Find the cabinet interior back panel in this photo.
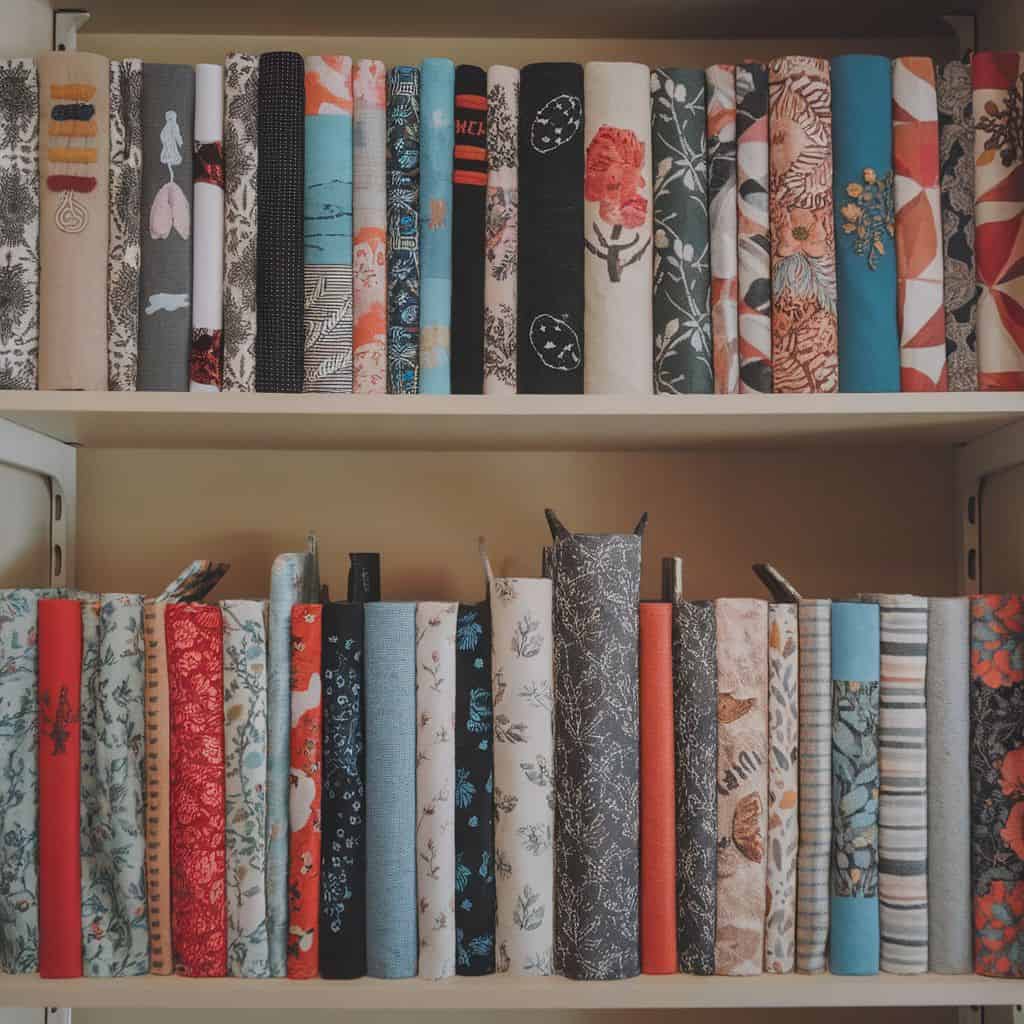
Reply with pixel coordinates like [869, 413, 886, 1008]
[76, 447, 955, 602]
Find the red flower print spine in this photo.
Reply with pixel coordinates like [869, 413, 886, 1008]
[288, 604, 323, 979]
[166, 602, 227, 978]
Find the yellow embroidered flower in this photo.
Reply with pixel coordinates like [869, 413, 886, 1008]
[840, 202, 862, 223]
[846, 182, 863, 198]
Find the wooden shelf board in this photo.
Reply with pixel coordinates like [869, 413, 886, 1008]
[1, 393, 1023, 452]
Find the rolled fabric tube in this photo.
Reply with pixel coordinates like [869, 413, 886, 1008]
[303, 56, 354, 394]
[651, 68, 711, 394]
[38, 51, 109, 391]
[926, 597, 972, 974]
[138, 63, 193, 392]
[583, 62, 654, 395]
[386, 65, 420, 394]
[517, 63, 584, 393]
[795, 599, 831, 974]
[347, 552, 381, 602]
[107, 59, 143, 391]
[714, 598, 768, 977]
[364, 603, 418, 979]
[767, 57, 838, 393]
[79, 596, 102, 964]
[352, 59, 388, 394]
[672, 599, 717, 975]
[257, 52, 305, 393]
[936, 57, 978, 392]
[831, 55, 899, 393]
[0, 60, 39, 390]
[483, 64, 519, 394]
[489, 576, 555, 976]
[973, 52, 1024, 390]
[970, 594, 1024, 977]
[418, 58, 455, 395]
[829, 600, 880, 976]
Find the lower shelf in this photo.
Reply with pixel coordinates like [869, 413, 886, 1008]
[3, 973, 1023, 1008]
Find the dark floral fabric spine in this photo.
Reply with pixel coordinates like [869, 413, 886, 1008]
[455, 602, 495, 975]
[319, 602, 366, 979]
[346, 553, 381, 603]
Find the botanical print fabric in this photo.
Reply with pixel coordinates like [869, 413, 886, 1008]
[894, 57, 946, 391]
[386, 65, 420, 394]
[736, 63, 772, 393]
[80, 594, 149, 977]
[221, 599, 270, 978]
[714, 598, 768, 977]
[970, 594, 1024, 977]
[672, 600, 717, 975]
[489, 576, 554, 976]
[352, 60, 388, 393]
[651, 68, 712, 394]
[937, 58, 978, 392]
[0, 60, 39, 390]
[583, 62, 654, 395]
[484, 64, 519, 394]
[165, 602, 227, 977]
[548, 509, 643, 980]
[415, 601, 458, 980]
[155, 558, 230, 604]
[767, 57, 838, 393]
[222, 53, 259, 392]
[706, 64, 739, 394]
[107, 59, 143, 391]
[973, 52, 1024, 390]
[303, 56, 354, 394]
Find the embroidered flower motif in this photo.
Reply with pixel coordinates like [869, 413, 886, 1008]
[839, 167, 895, 270]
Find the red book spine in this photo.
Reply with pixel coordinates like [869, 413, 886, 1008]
[38, 598, 83, 979]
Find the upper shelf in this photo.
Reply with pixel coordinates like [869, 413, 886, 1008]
[0, 392, 1022, 452]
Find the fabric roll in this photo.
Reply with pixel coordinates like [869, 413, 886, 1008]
[418, 58, 455, 395]
[319, 602, 366, 979]
[155, 558, 230, 605]
[489, 576, 554, 976]
[38, 598, 83, 978]
[583, 62, 653, 395]
[672, 600, 717, 975]
[483, 65, 518, 394]
[222, 53, 259, 392]
[925, 597, 972, 974]
[765, 603, 798, 973]
[189, 64, 224, 392]
[288, 604, 322, 980]
[107, 59, 143, 391]
[137, 63, 193, 391]
[450, 65, 488, 394]
[79, 596, 102, 964]
[830, 601, 880, 976]
[640, 603, 676, 974]
[937, 58, 978, 391]
[80, 594, 149, 976]
[0, 60, 39, 390]
[347, 552, 381, 602]
[651, 68, 711, 394]
[37, 52, 109, 390]
[795, 598, 831, 974]
[974, 52, 1024, 390]
[768, 57, 838, 393]
[142, 600, 172, 975]
[352, 59, 388, 393]
[736, 63, 772, 393]
[706, 64, 739, 393]
[548, 510, 643, 980]
[303, 56, 354, 394]
[970, 595, 1024, 977]
[713, 598, 768, 977]
[221, 599, 270, 978]
[166, 603, 226, 977]
[517, 63, 585, 393]
[415, 601, 458, 980]
[386, 65, 420, 394]
[893, 58, 946, 391]
[257, 52, 305, 393]
[364, 602, 418, 979]
[831, 55, 899, 393]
